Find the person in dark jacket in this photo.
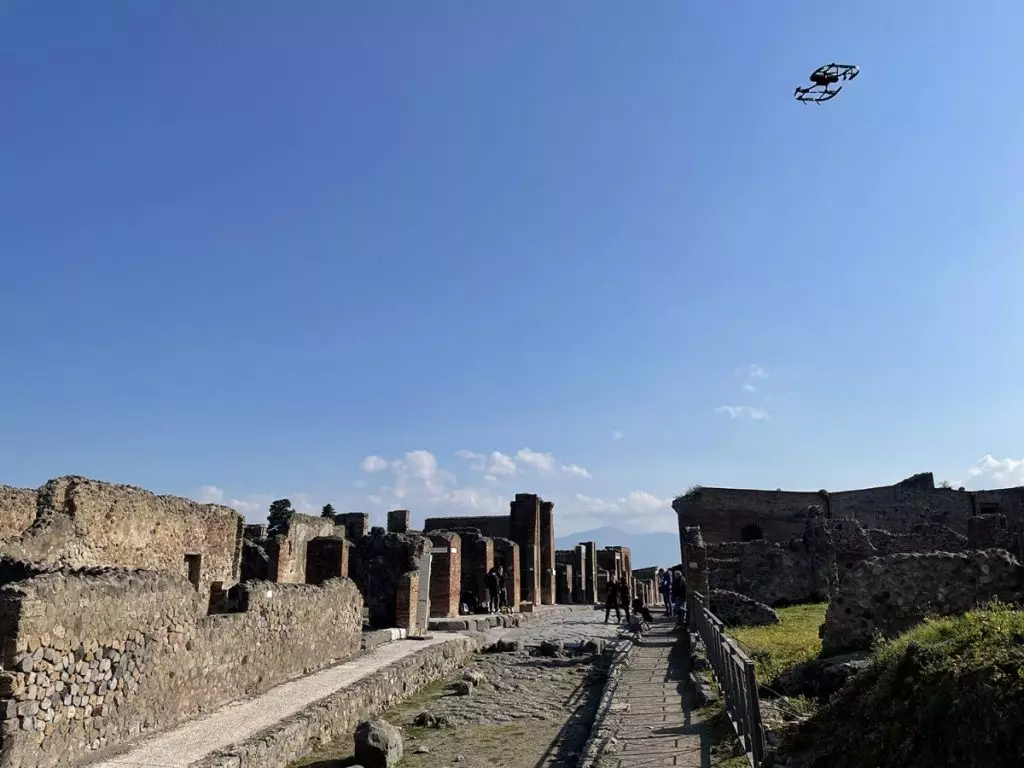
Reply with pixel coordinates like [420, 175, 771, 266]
[603, 575, 622, 624]
[495, 565, 508, 613]
[486, 566, 501, 613]
[617, 576, 633, 622]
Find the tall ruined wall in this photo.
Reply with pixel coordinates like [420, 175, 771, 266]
[821, 549, 1024, 655]
[348, 530, 430, 629]
[674, 488, 822, 544]
[0, 477, 242, 592]
[675, 474, 980, 546]
[422, 516, 511, 539]
[829, 482, 973, 535]
[968, 513, 1024, 559]
[973, 487, 1024, 525]
[256, 512, 344, 584]
[0, 487, 37, 541]
[0, 567, 361, 768]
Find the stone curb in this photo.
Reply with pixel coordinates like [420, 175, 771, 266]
[429, 603, 594, 633]
[575, 636, 636, 768]
[190, 636, 479, 768]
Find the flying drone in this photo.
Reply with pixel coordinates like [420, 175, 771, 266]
[794, 63, 859, 104]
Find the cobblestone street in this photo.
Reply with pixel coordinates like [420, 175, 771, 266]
[485, 607, 631, 647]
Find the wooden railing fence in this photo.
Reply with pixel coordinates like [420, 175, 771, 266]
[689, 591, 766, 768]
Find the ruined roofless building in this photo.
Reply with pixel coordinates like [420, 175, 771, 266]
[423, 492, 555, 605]
[671, 472, 1024, 553]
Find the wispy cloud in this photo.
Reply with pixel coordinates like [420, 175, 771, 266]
[742, 382, 757, 393]
[197, 485, 224, 504]
[562, 464, 591, 478]
[747, 364, 769, 379]
[563, 491, 675, 534]
[360, 455, 389, 473]
[965, 454, 1024, 486]
[612, 430, 624, 441]
[715, 405, 769, 420]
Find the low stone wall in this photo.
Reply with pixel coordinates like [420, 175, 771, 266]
[821, 549, 1024, 655]
[0, 566, 362, 768]
[709, 589, 779, 627]
[191, 636, 478, 768]
[0, 487, 36, 541]
[968, 513, 1023, 559]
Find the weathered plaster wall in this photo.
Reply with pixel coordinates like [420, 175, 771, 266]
[0, 488, 37, 541]
[821, 549, 1024, 655]
[0, 477, 242, 595]
[0, 566, 361, 768]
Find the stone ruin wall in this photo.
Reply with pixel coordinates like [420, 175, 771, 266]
[0, 564, 361, 768]
[347, 530, 430, 630]
[675, 472, 988, 546]
[968, 513, 1024, 559]
[243, 512, 346, 585]
[821, 549, 1024, 655]
[0, 487, 37, 541]
[0, 477, 242, 601]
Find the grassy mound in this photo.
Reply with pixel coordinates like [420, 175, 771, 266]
[730, 603, 827, 682]
[777, 603, 1024, 768]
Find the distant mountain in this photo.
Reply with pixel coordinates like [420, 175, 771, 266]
[554, 526, 681, 570]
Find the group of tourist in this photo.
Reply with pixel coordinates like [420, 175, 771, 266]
[659, 566, 687, 619]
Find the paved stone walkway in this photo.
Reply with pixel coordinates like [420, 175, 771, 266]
[602, 621, 710, 767]
[89, 634, 459, 768]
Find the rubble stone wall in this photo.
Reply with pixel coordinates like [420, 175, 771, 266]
[0, 567, 362, 768]
[968, 513, 1024, 559]
[0, 477, 242, 595]
[426, 532, 461, 619]
[821, 549, 1024, 655]
[348, 530, 430, 629]
[0, 487, 37, 541]
[866, 523, 968, 556]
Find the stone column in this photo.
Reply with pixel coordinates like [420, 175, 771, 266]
[539, 500, 556, 605]
[581, 541, 598, 603]
[509, 494, 542, 604]
[387, 509, 410, 534]
[682, 525, 708, 597]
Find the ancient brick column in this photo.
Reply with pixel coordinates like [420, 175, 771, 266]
[457, 531, 494, 610]
[493, 537, 520, 611]
[682, 525, 708, 597]
[387, 509, 410, 534]
[427, 532, 461, 618]
[539, 500, 556, 605]
[580, 541, 598, 603]
[395, 570, 419, 633]
[509, 494, 542, 604]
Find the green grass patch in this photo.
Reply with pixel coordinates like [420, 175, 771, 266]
[728, 603, 827, 682]
[778, 602, 1024, 768]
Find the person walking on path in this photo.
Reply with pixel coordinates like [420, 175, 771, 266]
[659, 569, 673, 614]
[671, 567, 685, 617]
[485, 566, 501, 613]
[618, 576, 633, 623]
[603, 575, 622, 624]
[495, 565, 508, 613]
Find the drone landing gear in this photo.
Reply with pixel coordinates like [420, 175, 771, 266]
[794, 84, 842, 104]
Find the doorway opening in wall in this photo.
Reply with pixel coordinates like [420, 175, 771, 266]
[740, 524, 764, 542]
[185, 553, 202, 590]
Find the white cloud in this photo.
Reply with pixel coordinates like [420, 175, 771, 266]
[455, 450, 484, 462]
[197, 485, 224, 504]
[562, 464, 592, 478]
[715, 405, 769, 420]
[965, 454, 1024, 486]
[515, 448, 556, 473]
[483, 474, 499, 484]
[612, 430, 624, 441]
[366, 494, 384, 506]
[742, 382, 757, 393]
[361, 455, 389, 473]
[485, 451, 518, 476]
[747, 364, 769, 379]
[387, 450, 455, 499]
[560, 490, 675, 535]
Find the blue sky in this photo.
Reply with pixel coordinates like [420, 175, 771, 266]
[3, 1, 1024, 537]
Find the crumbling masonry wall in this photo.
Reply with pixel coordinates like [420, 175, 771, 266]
[348, 530, 430, 630]
[0, 487, 37, 541]
[0, 477, 242, 597]
[821, 549, 1024, 655]
[968, 513, 1024, 560]
[539, 501, 555, 605]
[0, 566, 361, 768]
[244, 512, 346, 585]
[509, 495, 542, 604]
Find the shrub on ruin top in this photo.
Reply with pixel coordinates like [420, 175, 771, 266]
[674, 485, 703, 505]
[776, 601, 1024, 768]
